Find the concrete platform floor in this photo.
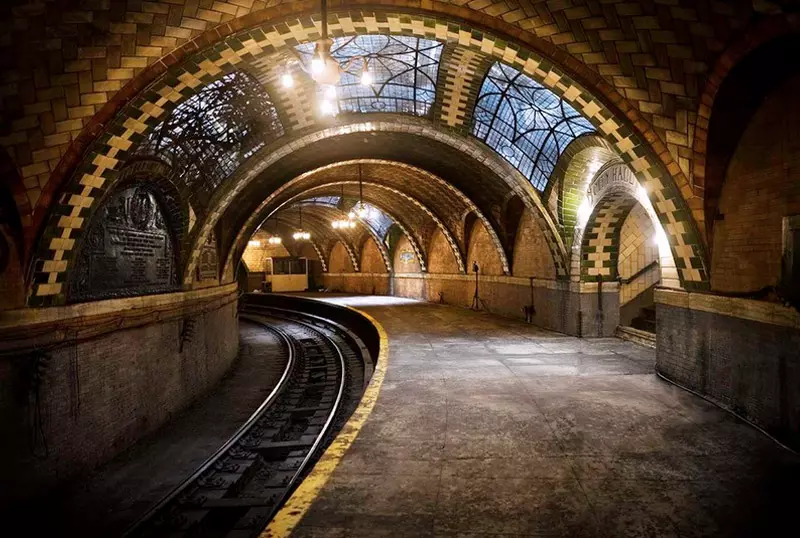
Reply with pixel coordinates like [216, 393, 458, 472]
[291, 295, 800, 538]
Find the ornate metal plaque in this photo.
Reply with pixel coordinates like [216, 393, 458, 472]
[69, 186, 177, 302]
[197, 231, 218, 281]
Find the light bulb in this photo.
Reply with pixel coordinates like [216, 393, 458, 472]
[347, 211, 356, 220]
[320, 99, 335, 116]
[311, 57, 324, 75]
[360, 70, 373, 86]
[248, 240, 261, 247]
[303, 232, 310, 240]
[323, 84, 337, 100]
[332, 220, 339, 229]
[349, 220, 356, 228]
[275, 236, 281, 244]
[281, 72, 294, 88]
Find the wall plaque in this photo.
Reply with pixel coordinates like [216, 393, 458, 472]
[69, 186, 177, 301]
[197, 231, 218, 281]
[399, 250, 415, 263]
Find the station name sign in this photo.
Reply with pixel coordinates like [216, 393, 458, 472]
[586, 165, 637, 206]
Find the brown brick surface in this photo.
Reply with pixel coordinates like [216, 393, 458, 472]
[0, 0, 756, 229]
[710, 73, 800, 293]
[0, 299, 239, 505]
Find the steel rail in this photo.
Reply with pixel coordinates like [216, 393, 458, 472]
[252, 310, 348, 514]
[122, 322, 295, 538]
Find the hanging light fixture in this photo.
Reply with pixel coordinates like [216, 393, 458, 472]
[277, 0, 373, 117]
[332, 183, 357, 229]
[267, 217, 282, 245]
[293, 204, 311, 241]
[353, 163, 368, 218]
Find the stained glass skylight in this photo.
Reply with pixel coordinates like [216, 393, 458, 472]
[137, 71, 284, 207]
[296, 35, 443, 116]
[302, 196, 341, 207]
[357, 203, 395, 241]
[473, 62, 595, 191]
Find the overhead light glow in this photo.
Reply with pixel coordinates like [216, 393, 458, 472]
[354, 202, 368, 218]
[577, 199, 592, 226]
[637, 184, 648, 201]
[247, 240, 261, 247]
[281, 73, 294, 88]
[320, 99, 336, 116]
[323, 84, 337, 100]
[655, 227, 669, 249]
[268, 235, 282, 245]
[311, 56, 324, 75]
[360, 70, 373, 86]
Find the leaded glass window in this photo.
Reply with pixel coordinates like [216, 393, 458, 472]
[296, 35, 443, 116]
[473, 62, 595, 191]
[303, 196, 341, 207]
[358, 203, 394, 241]
[136, 71, 284, 207]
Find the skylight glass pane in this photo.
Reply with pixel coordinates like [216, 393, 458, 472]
[297, 35, 443, 116]
[472, 62, 595, 191]
[136, 71, 284, 207]
[359, 203, 394, 239]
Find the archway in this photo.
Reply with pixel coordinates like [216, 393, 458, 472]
[573, 164, 678, 334]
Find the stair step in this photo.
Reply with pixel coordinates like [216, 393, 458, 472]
[615, 325, 656, 349]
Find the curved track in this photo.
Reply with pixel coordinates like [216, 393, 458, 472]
[124, 307, 367, 538]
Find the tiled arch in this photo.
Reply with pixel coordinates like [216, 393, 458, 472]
[579, 191, 638, 282]
[29, 10, 710, 305]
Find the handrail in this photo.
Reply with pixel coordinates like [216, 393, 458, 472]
[618, 260, 659, 285]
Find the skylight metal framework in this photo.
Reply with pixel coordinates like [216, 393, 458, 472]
[296, 35, 443, 116]
[473, 62, 595, 191]
[358, 203, 395, 241]
[136, 71, 284, 207]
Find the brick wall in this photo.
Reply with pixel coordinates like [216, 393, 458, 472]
[467, 219, 504, 276]
[324, 272, 618, 337]
[618, 203, 659, 305]
[0, 298, 239, 505]
[393, 235, 421, 273]
[512, 208, 557, 279]
[711, 73, 800, 292]
[360, 238, 387, 274]
[0, 227, 25, 310]
[240, 230, 290, 273]
[329, 241, 354, 273]
[428, 228, 460, 274]
[656, 289, 800, 449]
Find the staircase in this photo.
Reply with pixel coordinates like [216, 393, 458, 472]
[631, 306, 656, 333]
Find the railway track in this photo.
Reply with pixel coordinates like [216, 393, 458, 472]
[124, 306, 367, 538]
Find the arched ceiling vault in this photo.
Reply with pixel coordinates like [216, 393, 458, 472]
[207, 125, 556, 287]
[224, 158, 517, 278]
[267, 199, 392, 275]
[24, 7, 720, 305]
[249, 181, 466, 277]
[272, 205, 363, 272]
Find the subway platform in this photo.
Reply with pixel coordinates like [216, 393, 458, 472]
[271, 294, 799, 538]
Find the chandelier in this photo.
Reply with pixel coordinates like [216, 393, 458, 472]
[292, 204, 311, 241]
[279, 0, 372, 116]
[352, 163, 368, 218]
[267, 218, 282, 245]
[332, 183, 357, 229]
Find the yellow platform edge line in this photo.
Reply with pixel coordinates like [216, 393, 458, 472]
[259, 307, 390, 538]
